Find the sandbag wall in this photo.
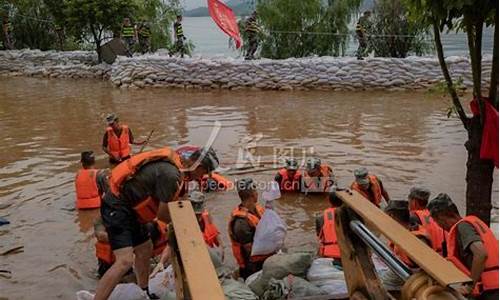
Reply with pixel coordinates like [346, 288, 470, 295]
[0, 50, 493, 91]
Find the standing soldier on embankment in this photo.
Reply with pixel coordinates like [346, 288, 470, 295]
[170, 15, 186, 58]
[244, 11, 260, 60]
[120, 17, 137, 55]
[137, 20, 151, 54]
[355, 10, 371, 60]
[1, 15, 14, 50]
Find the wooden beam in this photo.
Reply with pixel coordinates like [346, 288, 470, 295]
[335, 206, 389, 300]
[336, 190, 471, 287]
[168, 201, 225, 300]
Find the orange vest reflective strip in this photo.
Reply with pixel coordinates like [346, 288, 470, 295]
[228, 204, 265, 268]
[107, 125, 131, 159]
[153, 220, 169, 257]
[201, 211, 220, 247]
[278, 168, 301, 192]
[351, 175, 382, 207]
[447, 216, 499, 295]
[389, 226, 429, 268]
[303, 165, 334, 192]
[75, 169, 101, 209]
[318, 207, 341, 259]
[413, 209, 446, 255]
[95, 241, 115, 264]
[109, 147, 183, 223]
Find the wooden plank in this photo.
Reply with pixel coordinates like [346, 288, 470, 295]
[168, 201, 225, 300]
[335, 206, 389, 300]
[336, 190, 471, 287]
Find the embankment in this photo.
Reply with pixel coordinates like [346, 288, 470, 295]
[0, 50, 492, 91]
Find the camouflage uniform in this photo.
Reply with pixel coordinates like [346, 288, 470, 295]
[244, 15, 259, 60]
[355, 14, 371, 60]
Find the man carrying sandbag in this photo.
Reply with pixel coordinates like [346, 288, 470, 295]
[229, 178, 272, 279]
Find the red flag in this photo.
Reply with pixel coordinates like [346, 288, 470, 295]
[208, 0, 242, 49]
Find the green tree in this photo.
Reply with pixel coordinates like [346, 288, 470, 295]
[369, 0, 430, 57]
[255, 0, 362, 59]
[134, 0, 180, 51]
[60, 0, 137, 62]
[3, 0, 59, 50]
[405, 0, 498, 224]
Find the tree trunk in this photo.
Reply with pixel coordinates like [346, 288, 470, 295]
[490, 8, 498, 107]
[465, 116, 495, 225]
[90, 25, 102, 63]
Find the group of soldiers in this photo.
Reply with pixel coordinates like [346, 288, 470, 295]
[119, 15, 186, 57]
[74, 114, 498, 300]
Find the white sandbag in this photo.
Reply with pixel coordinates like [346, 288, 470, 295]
[76, 284, 149, 300]
[306, 258, 344, 283]
[149, 266, 175, 298]
[316, 279, 348, 295]
[244, 270, 262, 286]
[251, 209, 287, 256]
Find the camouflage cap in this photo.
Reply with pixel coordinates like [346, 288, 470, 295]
[188, 191, 206, 214]
[105, 113, 118, 125]
[80, 150, 95, 162]
[285, 158, 299, 171]
[354, 167, 369, 185]
[427, 193, 458, 216]
[306, 157, 321, 171]
[236, 178, 256, 192]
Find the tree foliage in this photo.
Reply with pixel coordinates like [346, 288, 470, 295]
[369, 0, 430, 57]
[405, 0, 498, 224]
[255, 0, 362, 59]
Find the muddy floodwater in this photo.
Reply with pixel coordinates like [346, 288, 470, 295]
[0, 77, 497, 299]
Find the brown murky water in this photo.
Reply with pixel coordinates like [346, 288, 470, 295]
[0, 77, 497, 299]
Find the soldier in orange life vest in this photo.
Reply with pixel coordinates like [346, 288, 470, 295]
[302, 157, 335, 194]
[315, 189, 343, 267]
[101, 113, 145, 165]
[94, 147, 219, 300]
[75, 151, 108, 209]
[94, 217, 168, 278]
[228, 178, 269, 279]
[189, 191, 224, 258]
[274, 158, 302, 192]
[350, 167, 390, 208]
[382, 200, 432, 290]
[428, 194, 499, 299]
[407, 187, 447, 256]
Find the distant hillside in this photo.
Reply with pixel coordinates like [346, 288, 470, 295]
[185, 0, 374, 17]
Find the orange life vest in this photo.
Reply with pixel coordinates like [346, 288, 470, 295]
[201, 211, 220, 247]
[201, 172, 233, 191]
[303, 165, 334, 193]
[351, 175, 383, 207]
[412, 209, 447, 255]
[75, 169, 101, 209]
[95, 241, 115, 265]
[106, 125, 131, 160]
[152, 220, 169, 257]
[109, 147, 183, 223]
[389, 226, 430, 268]
[228, 204, 266, 268]
[278, 168, 301, 192]
[318, 207, 341, 259]
[447, 216, 499, 295]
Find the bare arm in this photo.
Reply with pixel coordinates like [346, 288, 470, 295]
[469, 241, 488, 285]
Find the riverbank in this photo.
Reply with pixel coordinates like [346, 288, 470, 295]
[0, 50, 493, 91]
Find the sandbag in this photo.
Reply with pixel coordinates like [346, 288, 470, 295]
[315, 279, 348, 295]
[306, 258, 344, 285]
[76, 284, 148, 300]
[149, 266, 175, 298]
[248, 252, 313, 296]
[251, 209, 286, 256]
[262, 275, 326, 300]
[244, 270, 262, 286]
[221, 278, 259, 300]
